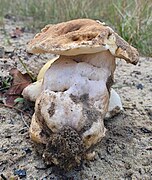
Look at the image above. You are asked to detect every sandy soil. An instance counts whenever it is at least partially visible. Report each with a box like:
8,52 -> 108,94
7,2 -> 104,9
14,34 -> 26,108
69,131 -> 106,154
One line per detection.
0,18 -> 152,180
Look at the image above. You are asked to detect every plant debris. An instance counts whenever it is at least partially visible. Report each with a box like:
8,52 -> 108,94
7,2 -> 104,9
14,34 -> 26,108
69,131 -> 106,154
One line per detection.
140,127 -> 152,134
10,27 -> 23,38
5,68 -> 32,106
0,76 -> 12,93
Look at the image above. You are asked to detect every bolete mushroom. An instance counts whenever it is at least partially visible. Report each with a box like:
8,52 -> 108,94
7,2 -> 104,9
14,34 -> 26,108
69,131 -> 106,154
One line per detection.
23,19 -> 139,171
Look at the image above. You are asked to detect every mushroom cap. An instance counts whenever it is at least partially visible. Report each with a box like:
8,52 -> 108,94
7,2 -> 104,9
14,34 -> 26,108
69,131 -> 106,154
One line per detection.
27,18 -> 139,64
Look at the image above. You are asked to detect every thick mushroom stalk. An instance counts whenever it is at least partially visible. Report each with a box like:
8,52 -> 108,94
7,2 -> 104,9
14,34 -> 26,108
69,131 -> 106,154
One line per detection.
24,19 -> 139,171
29,51 -> 113,170
43,126 -> 85,170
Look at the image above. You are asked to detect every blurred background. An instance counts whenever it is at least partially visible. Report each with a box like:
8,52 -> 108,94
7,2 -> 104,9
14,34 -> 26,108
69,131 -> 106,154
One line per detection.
0,0 -> 151,56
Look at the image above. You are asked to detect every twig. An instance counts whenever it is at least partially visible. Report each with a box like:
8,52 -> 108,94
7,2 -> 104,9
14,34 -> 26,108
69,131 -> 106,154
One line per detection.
112,85 -> 131,89
34,165 -> 51,170
21,112 -> 30,128
123,106 -> 135,109
18,57 -> 35,81
0,103 -> 31,118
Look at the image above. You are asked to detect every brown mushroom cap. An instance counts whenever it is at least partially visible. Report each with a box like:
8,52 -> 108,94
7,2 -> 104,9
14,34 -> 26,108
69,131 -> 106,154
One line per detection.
27,19 -> 139,64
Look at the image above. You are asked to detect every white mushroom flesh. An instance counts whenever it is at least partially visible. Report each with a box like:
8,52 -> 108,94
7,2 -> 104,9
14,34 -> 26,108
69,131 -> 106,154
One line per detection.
34,51 -> 115,148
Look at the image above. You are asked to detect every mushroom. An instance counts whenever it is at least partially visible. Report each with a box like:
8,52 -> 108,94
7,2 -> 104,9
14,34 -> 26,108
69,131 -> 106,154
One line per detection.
23,19 -> 139,171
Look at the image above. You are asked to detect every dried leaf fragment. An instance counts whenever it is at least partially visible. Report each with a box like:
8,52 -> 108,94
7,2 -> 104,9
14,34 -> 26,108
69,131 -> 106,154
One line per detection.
5,68 -> 32,106
10,27 -> 23,38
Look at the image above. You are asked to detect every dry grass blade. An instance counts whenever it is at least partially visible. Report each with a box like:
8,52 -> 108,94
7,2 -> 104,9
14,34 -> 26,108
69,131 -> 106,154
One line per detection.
0,103 -> 32,118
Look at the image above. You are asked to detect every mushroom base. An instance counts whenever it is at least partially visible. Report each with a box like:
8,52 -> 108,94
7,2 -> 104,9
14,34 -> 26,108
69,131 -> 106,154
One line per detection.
43,126 -> 85,171
29,51 -> 116,170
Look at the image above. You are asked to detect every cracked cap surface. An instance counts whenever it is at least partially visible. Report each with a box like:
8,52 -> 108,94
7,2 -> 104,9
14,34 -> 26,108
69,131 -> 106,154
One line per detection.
27,18 -> 139,64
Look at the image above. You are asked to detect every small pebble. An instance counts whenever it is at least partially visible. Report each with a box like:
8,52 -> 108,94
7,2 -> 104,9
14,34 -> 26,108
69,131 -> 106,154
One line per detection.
14,169 -> 26,178
5,135 -> 11,138
140,127 -> 152,134
22,147 -> 32,154
136,83 -> 144,90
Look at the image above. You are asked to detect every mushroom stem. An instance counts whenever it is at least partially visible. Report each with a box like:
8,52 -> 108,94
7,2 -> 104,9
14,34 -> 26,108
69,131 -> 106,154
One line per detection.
105,88 -> 123,119
22,79 -> 42,102
37,56 -> 58,80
